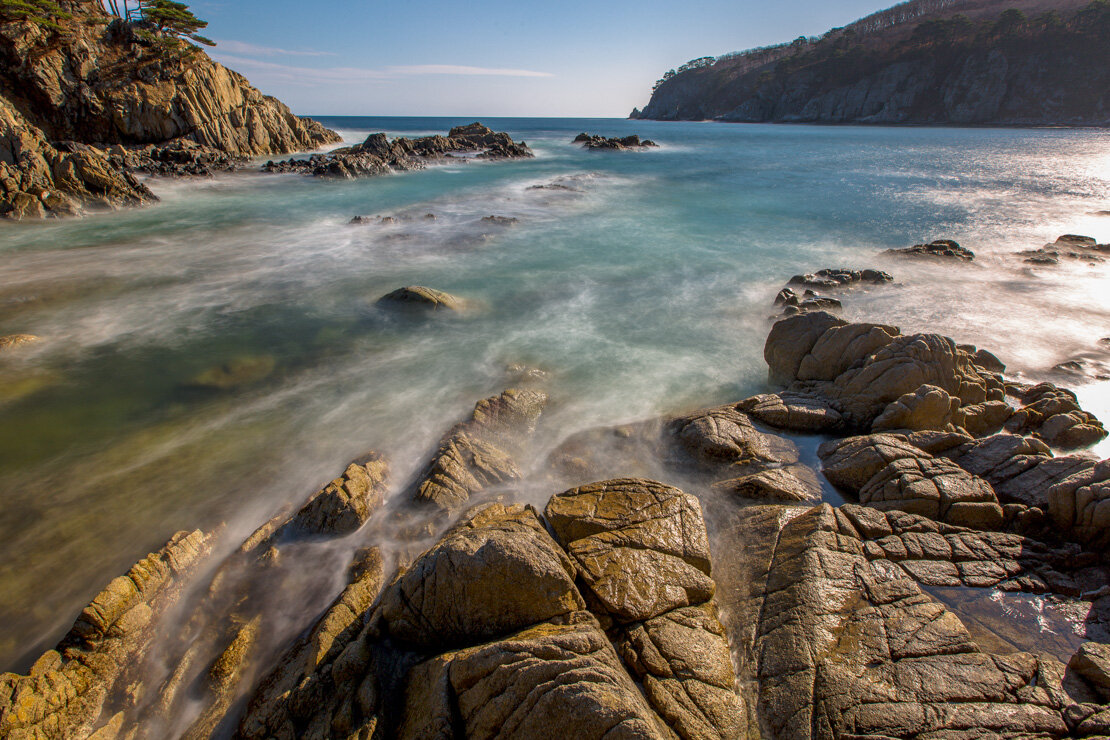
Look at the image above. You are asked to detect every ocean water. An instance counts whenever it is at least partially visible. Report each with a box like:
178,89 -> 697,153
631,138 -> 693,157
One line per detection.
2,117 -> 1110,673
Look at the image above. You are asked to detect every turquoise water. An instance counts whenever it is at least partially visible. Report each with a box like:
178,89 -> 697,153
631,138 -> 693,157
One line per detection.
2,117 -> 1110,670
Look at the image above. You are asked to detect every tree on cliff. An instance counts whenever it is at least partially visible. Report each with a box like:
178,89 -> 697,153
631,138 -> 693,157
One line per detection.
136,0 -> 213,45
0,0 -> 71,28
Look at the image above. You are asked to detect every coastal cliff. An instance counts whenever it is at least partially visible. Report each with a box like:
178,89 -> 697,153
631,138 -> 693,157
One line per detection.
0,0 -> 338,218
633,0 -> 1110,125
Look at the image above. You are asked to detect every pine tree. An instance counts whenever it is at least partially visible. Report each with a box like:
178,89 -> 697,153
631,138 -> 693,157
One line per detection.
136,0 -> 214,46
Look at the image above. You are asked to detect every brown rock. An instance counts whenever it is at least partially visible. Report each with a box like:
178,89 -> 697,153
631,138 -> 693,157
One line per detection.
381,503 -> 584,647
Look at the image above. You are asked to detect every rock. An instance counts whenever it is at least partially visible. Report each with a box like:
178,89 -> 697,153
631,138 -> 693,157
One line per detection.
0,334 -> 39,352
480,215 -> 519,226
872,383 -> 959,432
750,503 -> 1081,739
952,399 -> 1013,437
773,288 -> 798,306
273,124 -> 531,178
668,404 -> 798,475
400,617 -> 673,740
818,433 -> 927,492
184,354 -> 275,390
0,530 -> 214,740
376,285 -> 466,313
1046,459 -> 1110,547
972,348 -> 1005,373
406,388 -> 547,510
766,315 -> 1007,431
1069,642 -> 1110,700
0,9 -> 338,186
883,238 -> 975,261
859,456 -> 1004,529
381,503 -> 584,648
545,479 -> 744,738
237,548 -> 388,740
763,311 -> 847,386
545,479 -> 713,622
1,94 -> 153,218
1006,382 -> 1108,450
786,267 -> 893,290
795,321 -> 902,383
711,464 -> 822,502
736,391 -> 845,433
1057,234 -> 1098,247
262,453 -> 388,542
613,604 -> 744,740
574,133 -> 659,150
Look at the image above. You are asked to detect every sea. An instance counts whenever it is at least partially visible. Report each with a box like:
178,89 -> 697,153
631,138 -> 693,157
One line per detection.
2,116 -> 1110,673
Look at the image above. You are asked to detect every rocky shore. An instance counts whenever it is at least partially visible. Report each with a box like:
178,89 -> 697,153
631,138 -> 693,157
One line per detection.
4,243 -> 1110,739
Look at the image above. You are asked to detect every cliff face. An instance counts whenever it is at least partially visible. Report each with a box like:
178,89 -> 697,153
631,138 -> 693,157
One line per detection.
0,0 -> 339,218
0,92 -> 153,218
635,0 -> 1110,125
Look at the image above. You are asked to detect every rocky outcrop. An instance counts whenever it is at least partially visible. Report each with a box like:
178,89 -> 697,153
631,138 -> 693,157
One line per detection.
573,133 -> 658,150
749,503 -> 1105,739
264,123 -> 532,179
406,388 -> 548,511
0,334 -> 39,352
241,481 -> 743,740
1021,234 -> 1110,265
883,238 -> 975,261
1,93 -> 153,218
1007,382 -> 1109,450
0,1 -> 338,217
634,2 -> 1110,125
0,6 -> 338,156
764,312 -> 1012,431
0,529 -> 215,739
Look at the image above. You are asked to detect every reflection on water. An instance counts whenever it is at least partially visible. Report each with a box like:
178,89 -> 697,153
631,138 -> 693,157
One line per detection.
2,117 -> 1110,671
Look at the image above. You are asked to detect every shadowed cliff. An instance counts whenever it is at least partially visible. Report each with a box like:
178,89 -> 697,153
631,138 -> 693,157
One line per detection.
633,0 -> 1110,125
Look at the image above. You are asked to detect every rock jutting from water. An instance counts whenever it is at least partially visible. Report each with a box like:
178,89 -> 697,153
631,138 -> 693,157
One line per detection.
263,124 -> 533,179
4,264 -> 1110,738
883,238 -> 976,261
573,133 -> 659,150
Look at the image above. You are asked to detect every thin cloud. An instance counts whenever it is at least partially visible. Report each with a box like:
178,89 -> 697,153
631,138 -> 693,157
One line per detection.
210,53 -> 554,85
387,65 -> 553,78
214,39 -> 337,57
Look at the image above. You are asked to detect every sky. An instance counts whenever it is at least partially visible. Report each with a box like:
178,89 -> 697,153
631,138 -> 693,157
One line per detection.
186,0 -> 897,117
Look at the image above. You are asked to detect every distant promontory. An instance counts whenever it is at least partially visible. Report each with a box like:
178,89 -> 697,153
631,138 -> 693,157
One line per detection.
632,0 -> 1110,126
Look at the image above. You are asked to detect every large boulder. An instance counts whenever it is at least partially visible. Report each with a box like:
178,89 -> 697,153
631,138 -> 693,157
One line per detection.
736,391 -> 845,433
859,456 -> 1003,529
399,616 -> 672,740
545,479 -> 713,622
381,504 -> 584,648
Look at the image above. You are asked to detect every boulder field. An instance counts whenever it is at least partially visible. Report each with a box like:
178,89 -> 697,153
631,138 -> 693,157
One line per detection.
3,304 -> 1110,738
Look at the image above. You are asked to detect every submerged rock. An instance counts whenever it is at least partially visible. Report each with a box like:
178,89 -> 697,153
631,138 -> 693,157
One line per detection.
376,285 -> 466,313
184,354 -> 276,391
0,334 -> 39,352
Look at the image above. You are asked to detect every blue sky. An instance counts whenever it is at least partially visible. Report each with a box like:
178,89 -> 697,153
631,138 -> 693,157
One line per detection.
189,0 -> 895,117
